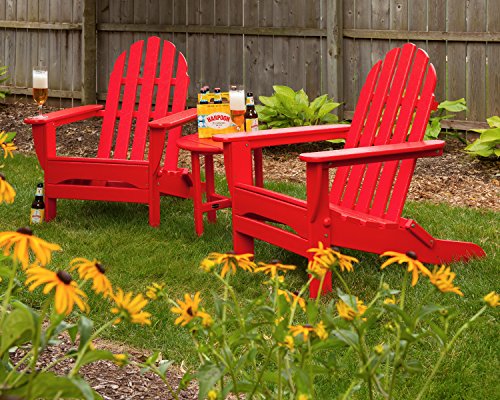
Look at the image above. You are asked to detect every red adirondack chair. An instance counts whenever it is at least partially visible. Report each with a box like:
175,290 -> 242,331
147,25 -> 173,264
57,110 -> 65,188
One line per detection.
25,37 -> 198,226
213,43 -> 486,297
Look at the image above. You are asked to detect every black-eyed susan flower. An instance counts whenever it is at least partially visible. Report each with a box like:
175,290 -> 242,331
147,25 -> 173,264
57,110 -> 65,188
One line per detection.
113,353 -> 128,367
307,243 -> 359,273
171,292 -> 201,326
329,247 -> 358,272
336,298 -> 367,321
429,265 -> 464,296
0,227 -> 61,269
200,258 -> 217,273
380,251 -> 431,287
0,131 -> 16,159
111,289 -> 151,325
289,324 -> 314,340
484,291 -> 499,307
145,282 -> 166,300
197,310 -> 214,328
254,259 -> 296,278
25,266 -> 89,315
0,173 -> 16,204
314,321 -> 328,340
70,258 -> 113,298
277,289 -> 306,311
283,335 -> 294,351
207,390 -> 218,400
298,393 -> 311,400
204,252 -> 255,278
383,296 -> 397,305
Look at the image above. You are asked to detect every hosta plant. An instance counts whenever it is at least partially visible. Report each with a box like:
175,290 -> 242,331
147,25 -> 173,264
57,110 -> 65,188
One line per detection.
465,115 -> 500,158
0,66 -> 9,99
424,98 -> 468,141
256,85 -> 341,130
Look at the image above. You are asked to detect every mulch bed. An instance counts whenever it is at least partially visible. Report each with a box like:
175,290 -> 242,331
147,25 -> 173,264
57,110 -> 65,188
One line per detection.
1,100 -> 498,399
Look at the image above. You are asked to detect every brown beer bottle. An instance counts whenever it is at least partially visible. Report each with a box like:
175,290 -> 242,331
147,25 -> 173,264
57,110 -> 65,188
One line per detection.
244,92 -> 259,132
30,183 -> 45,224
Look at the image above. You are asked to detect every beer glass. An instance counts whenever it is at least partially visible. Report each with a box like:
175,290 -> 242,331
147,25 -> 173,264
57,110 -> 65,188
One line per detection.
32,66 -> 48,118
229,85 -> 245,132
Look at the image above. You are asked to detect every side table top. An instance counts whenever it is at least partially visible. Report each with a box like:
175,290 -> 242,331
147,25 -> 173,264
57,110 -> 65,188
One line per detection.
176,133 -> 224,154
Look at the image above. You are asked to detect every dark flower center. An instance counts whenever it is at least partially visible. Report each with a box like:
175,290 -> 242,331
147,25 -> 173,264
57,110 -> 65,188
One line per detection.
405,251 -> 418,260
227,250 -> 236,255
293,291 -> 300,296
95,262 -> 106,274
57,270 -> 73,285
16,227 -> 33,236
303,324 -> 313,329
0,172 -> 5,180
331,246 -> 340,252
186,306 -> 194,316
270,259 -> 281,265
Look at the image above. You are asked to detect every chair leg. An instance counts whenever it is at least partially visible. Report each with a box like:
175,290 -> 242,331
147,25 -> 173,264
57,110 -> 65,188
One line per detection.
149,196 -> 160,227
191,153 -> 204,236
205,154 -> 217,223
45,198 -> 57,221
233,229 -> 255,254
309,271 -> 333,298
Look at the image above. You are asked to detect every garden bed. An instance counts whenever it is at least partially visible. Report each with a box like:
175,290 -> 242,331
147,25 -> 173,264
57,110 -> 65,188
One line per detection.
2,101 -> 498,212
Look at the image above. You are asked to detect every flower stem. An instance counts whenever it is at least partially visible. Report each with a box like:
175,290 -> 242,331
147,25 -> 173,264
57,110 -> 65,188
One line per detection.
415,306 -> 487,400
0,259 -> 19,332
332,268 -> 351,296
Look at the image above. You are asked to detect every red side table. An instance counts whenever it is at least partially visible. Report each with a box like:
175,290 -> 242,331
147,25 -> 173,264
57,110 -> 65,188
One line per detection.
177,133 -> 263,236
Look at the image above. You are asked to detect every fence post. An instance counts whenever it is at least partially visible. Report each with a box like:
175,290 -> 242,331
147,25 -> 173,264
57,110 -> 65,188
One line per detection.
327,0 -> 343,118
82,0 -> 97,104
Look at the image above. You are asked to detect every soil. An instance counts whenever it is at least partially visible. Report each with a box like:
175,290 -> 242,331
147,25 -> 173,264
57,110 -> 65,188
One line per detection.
1,101 -> 498,399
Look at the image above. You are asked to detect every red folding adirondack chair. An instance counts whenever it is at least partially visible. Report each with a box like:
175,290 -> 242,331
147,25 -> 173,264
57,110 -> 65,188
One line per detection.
214,43 -> 486,297
25,37 -> 198,226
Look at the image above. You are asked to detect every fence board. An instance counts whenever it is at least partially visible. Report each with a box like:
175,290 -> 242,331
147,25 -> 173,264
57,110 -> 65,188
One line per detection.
97,0 -> 110,96
342,0 -> 356,111
272,0 -> 289,89
466,0 -> 487,121
355,0 -> 372,100
228,1 -> 243,92
258,0 -> 274,97
427,0 -> 446,101
487,0 -> 500,117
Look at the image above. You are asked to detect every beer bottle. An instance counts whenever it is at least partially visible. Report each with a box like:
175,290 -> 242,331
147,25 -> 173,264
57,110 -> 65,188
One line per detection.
199,87 -> 208,104
244,92 -> 259,132
30,183 -> 45,224
213,87 -> 222,104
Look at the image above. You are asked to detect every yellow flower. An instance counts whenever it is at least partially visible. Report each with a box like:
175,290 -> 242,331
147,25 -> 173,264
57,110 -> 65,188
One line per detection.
198,311 -> 214,328
204,252 -> 255,278
336,298 -> 367,321
282,335 -> 294,351
207,390 -> 218,400
429,265 -> 464,296
200,258 -> 217,273
254,259 -> 296,278
380,251 -> 431,286
307,242 -> 358,274
0,131 -> 16,159
113,353 -> 128,367
0,173 -> 16,204
0,227 -> 61,269
171,292 -> 201,326
298,394 -> 310,400
25,266 -> 89,315
314,321 -> 329,340
145,282 -> 166,300
289,324 -> 314,340
374,344 -> 384,355
70,258 -> 113,298
384,296 -> 397,305
111,288 -> 151,325
277,289 -> 306,311
484,291 -> 499,307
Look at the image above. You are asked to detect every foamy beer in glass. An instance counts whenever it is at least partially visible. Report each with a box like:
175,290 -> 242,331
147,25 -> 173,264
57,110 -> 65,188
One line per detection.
32,67 -> 48,116
229,85 -> 245,132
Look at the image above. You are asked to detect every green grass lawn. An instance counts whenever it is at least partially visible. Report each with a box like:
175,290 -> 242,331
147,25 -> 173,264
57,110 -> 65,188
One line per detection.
1,154 -> 498,399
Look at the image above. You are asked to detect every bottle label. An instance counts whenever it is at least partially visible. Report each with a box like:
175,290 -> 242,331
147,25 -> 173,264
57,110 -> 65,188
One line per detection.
30,208 -> 44,224
246,97 -> 255,106
35,187 -> 43,196
245,118 -> 259,132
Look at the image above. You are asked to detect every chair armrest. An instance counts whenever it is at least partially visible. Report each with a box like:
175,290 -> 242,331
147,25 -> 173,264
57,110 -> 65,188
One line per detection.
213,124 -> 350,149
299,140 -> 445,167
24,105 -> 104,127
149,108 -> 198,130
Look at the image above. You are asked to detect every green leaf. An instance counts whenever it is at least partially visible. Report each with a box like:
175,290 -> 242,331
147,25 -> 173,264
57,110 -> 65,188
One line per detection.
317,102 -> 340,119
258,95 -> 280,108
486,115 -> 500,128
479,128 -> 500,143
158,359 -> 174,376
310,94 -> 328,112
415,304 -> 443,322
0,303 -> 37,356
79,349 -> 116,367
3,132 -> 16,142
70,376 -> 102,400
77,315 -> 94,352
425,118 -> 442,140
437,98 -> 467,113
272,85 -> 296,100
333,329 -> 360,348
321,113 -> 339,124
404,359 -> 424,374
295,89 -> 310,108
306,300 -> 319,324
327,138 -> 345,144
195,363 -> 224,400
428,321 -> 448,347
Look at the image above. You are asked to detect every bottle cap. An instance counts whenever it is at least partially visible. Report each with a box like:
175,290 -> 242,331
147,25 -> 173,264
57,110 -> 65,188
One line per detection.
247,92 -> 253,97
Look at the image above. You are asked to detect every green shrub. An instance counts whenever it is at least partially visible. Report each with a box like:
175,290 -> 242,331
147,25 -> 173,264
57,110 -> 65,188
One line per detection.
256,85 -> 341,130
465,116 -> 500,158
0,66 -> 9,99
424,98 -> 468,140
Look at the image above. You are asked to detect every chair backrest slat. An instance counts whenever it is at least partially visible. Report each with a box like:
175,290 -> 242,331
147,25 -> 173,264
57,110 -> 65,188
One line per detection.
98,53 -> 126,158
330,43 -> 436,222
130,37 -> 161,160
97,37 -> 189,163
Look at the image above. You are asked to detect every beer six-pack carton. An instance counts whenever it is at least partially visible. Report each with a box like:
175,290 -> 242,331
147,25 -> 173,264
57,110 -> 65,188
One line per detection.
197,91 -> 239,138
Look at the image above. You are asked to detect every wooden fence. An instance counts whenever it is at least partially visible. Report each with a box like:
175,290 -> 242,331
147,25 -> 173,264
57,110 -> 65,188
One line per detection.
1,0 -> 499,128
